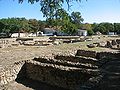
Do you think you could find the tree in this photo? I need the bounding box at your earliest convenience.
[28,19,44,36]
[0,18,31,37]
[92,23,114,35]
[17,0,86,19]
[71,12,83,25]
[0,22,5,32]
[87,29,94,36]
[70,12,84,29]
[101,23,114,32]
[81,23,92,30]
[96,24,107,34]
[114,23,120,34]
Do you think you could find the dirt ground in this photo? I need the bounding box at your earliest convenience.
[0,35,120,90]
[0,40,118,68]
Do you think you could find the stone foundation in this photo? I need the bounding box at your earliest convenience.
[0,61,26,86]
[0,49,120,90]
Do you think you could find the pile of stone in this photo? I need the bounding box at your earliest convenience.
[87,44,96,48]
[105,39,120,49]
[49,36,85,44]
[89,39,120,49]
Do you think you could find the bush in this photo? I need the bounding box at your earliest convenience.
[87,29,94,36]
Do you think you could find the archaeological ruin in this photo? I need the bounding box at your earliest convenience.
[0,49,120,90]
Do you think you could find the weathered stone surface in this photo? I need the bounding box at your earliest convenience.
[0,61,25,85]
[105,41,112,48]
[87,44,95,48]
[26,60,99,90]
[97,42,106,47]
[23,41,35,46]
[76,50,97,58]
[111,40,117,45]
[116,39,120,44]
[1,50,120,90]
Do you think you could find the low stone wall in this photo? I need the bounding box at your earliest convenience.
[97,52,120,59]
[103,39,120,49]
[0,55,100,90]
[25,59,99,90]
[0,61,25,86]
[76,49,120,60]
[0,50,120,90]
[54,55,99,69]
[76,50,97,58]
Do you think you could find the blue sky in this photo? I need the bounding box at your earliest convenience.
[0,0,120,23]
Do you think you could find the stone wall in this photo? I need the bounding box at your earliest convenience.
[103,39,120,49]
[54,55,99,69]
[76,50,97,58]
[0,49,120,90]
[25,59,99,90]
[97,51,120,59]
[0,61,25,86]
[76,49,120,60]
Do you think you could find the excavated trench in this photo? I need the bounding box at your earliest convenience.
[0,50,120,90]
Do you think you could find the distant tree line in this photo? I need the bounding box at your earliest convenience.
[0,11,84,36]
[0,17,120,36]
[82,23,120,36]
[0,18,46,37]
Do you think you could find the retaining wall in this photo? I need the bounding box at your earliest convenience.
[0,61,26,86]
[76,50,97,58]
[0,49,120,90]
[76,49,120,59]
[25,59,99,90]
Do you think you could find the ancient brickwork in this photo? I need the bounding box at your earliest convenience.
[0,61,25,86]
[76,49,120,59]
[76,50,97,58]
[25,59,99,90]
[0,49,120,90]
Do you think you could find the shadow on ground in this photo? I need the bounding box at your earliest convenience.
[15,77,68,90]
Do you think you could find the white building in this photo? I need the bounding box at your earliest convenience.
[108,32,117,35]
[77,29,87,36]
[11,33,28,38]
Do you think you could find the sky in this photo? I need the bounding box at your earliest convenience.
[0,0,120,23]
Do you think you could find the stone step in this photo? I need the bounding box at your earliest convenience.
[33,57,99,69]
[27,61,100,76]
[54,55,100,66]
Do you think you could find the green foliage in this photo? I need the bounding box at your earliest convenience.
[71,12,84,24]
[0,22,5,31]
[81,23,92,30]
[92,23,115,35]
[87,29,94,36]
[114,23,120,34]
[62,22,77,35]
[17,0,86,19]
[15,0,85,35]
[45,9,83,35]
[0,18,45,36]
[40,0,64,19]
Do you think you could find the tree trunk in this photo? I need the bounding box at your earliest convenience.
[18,30,20,37]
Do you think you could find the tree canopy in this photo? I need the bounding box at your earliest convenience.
[18,0,86,19]
[0,18,45,37]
